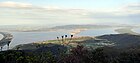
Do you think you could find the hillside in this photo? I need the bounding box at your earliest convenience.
[13,34,140,51]
[97,33,140,48]
[6,33,140,63]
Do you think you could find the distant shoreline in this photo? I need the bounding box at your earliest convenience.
[115,28,140,35]
[70,28,88,35]
[0,32,13,46]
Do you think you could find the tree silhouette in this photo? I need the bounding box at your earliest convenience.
[7,41,11,50]
[57,37,59,40]
[16,47,20,50]
[70,35,74,42]
[65,35,67,40]
[61,36,64,45]
[71,35,73,38]
[0,47,3,51]
[57,37,61,44]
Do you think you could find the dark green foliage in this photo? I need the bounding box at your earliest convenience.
[0,50,56,63]
[0,50,38,63]
[36,52,56,63]
[1,45,140,63]
[59,45,92,63]
[59,45,140,63]
[118,49,140,63]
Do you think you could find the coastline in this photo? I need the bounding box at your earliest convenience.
[11,27,140,49]
[0,32,13,46]
[70,28,88,35]
[115,27,140,35]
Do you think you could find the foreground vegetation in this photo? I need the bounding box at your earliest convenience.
[1,45,140,63]
[1,34,140,63]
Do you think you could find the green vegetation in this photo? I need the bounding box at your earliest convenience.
[1,45,140,63]
[14,34,140,51]
[2,34,140,63]
[0,50,56,63]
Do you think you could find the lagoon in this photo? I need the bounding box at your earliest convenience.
[78,28,118,36]
[2,28,118,49]
[132,28,140,33]
[9,31,70,48]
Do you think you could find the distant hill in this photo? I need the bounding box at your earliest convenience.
[96,34,140,48]
[50,25,114,30]
[0,24,137,32]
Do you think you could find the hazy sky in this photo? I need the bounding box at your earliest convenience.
[0,0,139,26]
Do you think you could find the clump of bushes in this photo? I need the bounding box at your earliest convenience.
[1,45,140,63]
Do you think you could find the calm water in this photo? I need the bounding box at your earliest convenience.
[0,34,3,40]
[78,28,118,36]
[1,28,118,49]
[133,28,140,33]
[9,31,70,48]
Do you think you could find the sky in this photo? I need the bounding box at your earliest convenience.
[0,0,139,26]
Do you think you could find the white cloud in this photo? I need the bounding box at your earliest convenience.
[0,1,92,25]
[0,1,32,9]
[125,3,140,10]
[0,1,139,25]
[117,3,140,14]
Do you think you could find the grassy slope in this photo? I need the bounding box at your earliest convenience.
[13,33,140,50]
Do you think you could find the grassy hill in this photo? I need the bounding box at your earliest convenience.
[13,33,140,51]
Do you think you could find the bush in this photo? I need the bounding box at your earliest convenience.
[1,45,140,63]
